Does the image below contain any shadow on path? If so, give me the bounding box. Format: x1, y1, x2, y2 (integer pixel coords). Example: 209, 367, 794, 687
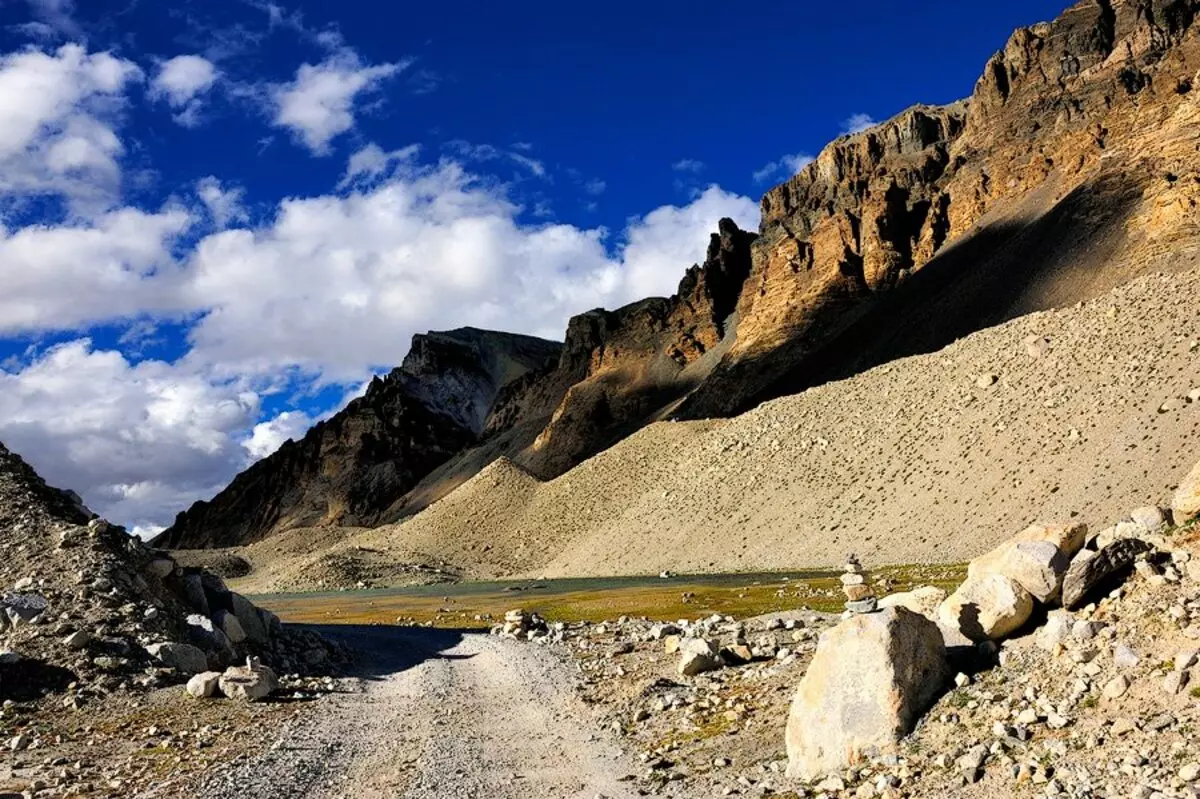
289, 623, 487, 682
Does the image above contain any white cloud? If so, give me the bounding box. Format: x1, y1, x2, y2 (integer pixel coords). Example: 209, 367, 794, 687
672, 159, 705, 173
242, 410, 313, 459
0, 44, 142, 215
20, 0, 81, 39
150, 55, 218, 126
842, 112, 877, 134
752, 152, 814, 184
0, 340, 260, 535
0, 206, 192, 334
272, 50, 405, 155
196, 176, 248, 228
337, 142, 421, 189
582, 179, 605, 196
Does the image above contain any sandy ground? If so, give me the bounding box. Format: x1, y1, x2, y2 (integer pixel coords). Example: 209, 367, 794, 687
185, 625, 640, 799
227, 265, 1200, 593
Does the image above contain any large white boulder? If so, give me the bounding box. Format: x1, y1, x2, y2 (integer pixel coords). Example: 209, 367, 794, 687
938, 573, 1034, 641
1173, 459, 1200, 524
968, 539, 1069, 603
785, 608, 946, 780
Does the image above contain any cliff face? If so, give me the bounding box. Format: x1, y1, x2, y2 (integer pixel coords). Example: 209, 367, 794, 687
680, 0, 1200, 415
155, 329, 559, 549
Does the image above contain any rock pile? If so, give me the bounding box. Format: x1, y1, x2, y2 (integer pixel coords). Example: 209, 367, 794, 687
492, 608, 550, 640
841, 553, 877, 614
0, 441, 347, 707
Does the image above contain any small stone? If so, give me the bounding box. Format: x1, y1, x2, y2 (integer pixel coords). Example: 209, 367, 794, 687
844, 597, 878, 614
976, 374, 998, 388
1164, 670, 1189, 695
1113, 644, 1140, 669
185, 671, 223, 699
63, 630, 91, 649
1102, 675, 1129, 699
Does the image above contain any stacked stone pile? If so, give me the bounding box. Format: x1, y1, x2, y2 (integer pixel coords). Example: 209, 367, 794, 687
841, 554, 878, 614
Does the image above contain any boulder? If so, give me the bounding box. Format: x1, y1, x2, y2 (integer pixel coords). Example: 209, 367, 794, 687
214, 610, 247, 645
230, 593, 270, 645
218, 661, 279, 702
1129, 506, 1167, 533
878, 586, 946, 619
185, 671, 223, 699
186, 613, 233, 655
179, 574, 210, 616
1038, 610, 1076, 651
145, 558, 175, 580
1173, 460, 1200, 524
2, 592, 47, 627
63, 631, 91, 650
1062, 538, 1153, 609
678, 638, 721, 676
145, 642, 209, 674
938, 573, 1034, 641
785, 608, 946, 780
1014, 522, 1088, 558
968, 539, 1069, 603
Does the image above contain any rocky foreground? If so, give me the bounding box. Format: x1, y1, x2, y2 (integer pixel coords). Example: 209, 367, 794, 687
0, 442, 349, 796
492, 459, 1200, 798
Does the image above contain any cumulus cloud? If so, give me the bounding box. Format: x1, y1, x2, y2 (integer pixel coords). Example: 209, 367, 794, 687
672, 158, 705, 173
150, 55, 218, 126
0, 206, 192, 334
196, 176, 248, 228
751, 152, 814, 184
0, 44, 142, 214
272, 50, 405, 155
242, 410, 313, 459
0, 340, 260, 535
18, 0, 82, 39
842, 112, 877, 134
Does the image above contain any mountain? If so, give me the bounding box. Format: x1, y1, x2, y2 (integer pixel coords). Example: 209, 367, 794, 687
155, 329, 560, 549
392, 0, 1200, 515
168, 0, 1200, 557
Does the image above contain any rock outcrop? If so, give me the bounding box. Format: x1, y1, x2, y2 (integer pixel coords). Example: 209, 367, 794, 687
156, 329, 560, 548
679, 0, 1200, 416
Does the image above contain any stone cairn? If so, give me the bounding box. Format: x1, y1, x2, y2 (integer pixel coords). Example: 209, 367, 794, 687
841, 553, 878, 614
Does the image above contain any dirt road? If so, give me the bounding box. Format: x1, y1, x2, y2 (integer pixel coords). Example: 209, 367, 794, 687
192, 626, 640, 799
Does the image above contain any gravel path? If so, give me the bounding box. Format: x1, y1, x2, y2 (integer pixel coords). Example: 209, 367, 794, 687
190, 626, 639, 799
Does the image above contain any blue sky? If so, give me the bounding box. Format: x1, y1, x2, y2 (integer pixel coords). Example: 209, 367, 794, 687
0, 0, 1069, 535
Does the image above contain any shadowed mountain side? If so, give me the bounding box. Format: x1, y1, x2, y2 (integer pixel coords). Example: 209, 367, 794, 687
156, 329, 561, 549
691, 169, 1155, 414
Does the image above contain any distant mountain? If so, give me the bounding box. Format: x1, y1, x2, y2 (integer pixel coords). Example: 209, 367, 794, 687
154, 329, 560, 548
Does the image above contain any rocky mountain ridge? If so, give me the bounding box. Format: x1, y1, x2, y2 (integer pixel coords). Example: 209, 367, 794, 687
167, 0, 1200, 553
157, 328, 559, 549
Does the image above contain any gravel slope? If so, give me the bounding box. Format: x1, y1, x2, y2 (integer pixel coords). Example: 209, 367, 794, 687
229, 262, 1200, 592
185, 626, 639, 799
